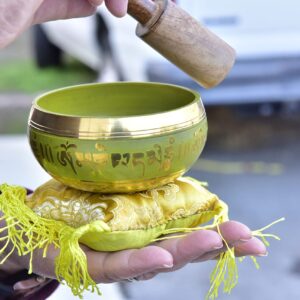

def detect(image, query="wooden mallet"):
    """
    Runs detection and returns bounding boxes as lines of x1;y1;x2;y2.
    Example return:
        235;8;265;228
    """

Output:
128;0;236;88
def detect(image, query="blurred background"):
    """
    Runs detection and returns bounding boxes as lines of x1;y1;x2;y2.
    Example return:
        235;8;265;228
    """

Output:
1;0;300;299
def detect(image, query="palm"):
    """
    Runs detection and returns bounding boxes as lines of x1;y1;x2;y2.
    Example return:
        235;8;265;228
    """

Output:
8;221;266;298
85;221;266;282
26;221;265;283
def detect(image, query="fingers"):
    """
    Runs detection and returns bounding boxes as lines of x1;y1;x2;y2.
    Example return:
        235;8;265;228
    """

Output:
105;0;128;17
190;221;252;263
216;221;252;245
86;245;173;283
193;237;267;263
192;221;267;263
154;230;224;271
13;276;52;298
13;276;46;291
234;237;267;257
33;0;128;25
153;221;253;269
211;221;267;257
33;0;97;24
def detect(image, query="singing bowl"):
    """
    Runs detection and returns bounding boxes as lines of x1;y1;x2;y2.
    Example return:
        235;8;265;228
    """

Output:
28;82;207;193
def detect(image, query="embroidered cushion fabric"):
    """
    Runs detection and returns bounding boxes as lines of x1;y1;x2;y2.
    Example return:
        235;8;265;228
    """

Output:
26;177;225;251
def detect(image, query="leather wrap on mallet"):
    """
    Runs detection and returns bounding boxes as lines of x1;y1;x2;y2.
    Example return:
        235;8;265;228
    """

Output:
128;0;236;88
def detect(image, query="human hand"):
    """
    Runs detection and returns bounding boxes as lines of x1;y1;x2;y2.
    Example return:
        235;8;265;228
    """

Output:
0;0;128;49
84;221;267;282
9;220;266;288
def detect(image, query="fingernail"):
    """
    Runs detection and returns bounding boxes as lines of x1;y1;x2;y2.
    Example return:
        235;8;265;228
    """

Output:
36;276;46;283
162;263;173;268
13;282;25;291
232;238;252;247
212;244;224;250
239;238;252;242
258;252;268;257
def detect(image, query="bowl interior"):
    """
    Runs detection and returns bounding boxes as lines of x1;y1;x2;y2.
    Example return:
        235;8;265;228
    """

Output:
36;83;197;117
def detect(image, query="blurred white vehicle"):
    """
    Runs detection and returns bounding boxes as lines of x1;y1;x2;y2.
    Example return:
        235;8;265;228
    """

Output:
33;0;300;105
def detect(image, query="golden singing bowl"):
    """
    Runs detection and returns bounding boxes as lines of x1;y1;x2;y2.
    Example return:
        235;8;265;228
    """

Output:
28;82;207;193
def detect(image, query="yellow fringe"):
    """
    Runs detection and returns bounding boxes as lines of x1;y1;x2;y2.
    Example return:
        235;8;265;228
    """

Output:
0;184;284;300
0;184;103;299
205;215;284;300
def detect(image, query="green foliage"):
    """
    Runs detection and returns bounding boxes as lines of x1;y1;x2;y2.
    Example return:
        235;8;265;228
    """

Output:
0;60;96;93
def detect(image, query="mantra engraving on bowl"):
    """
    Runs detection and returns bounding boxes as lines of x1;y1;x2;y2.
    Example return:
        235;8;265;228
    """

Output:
30;139;83;175
29;122;207;185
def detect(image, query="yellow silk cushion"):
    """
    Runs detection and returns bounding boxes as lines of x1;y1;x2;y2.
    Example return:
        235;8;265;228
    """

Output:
26;177;227;252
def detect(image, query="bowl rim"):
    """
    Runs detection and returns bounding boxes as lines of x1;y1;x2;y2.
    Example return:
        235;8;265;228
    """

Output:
29;82;206;139
33;82;200;117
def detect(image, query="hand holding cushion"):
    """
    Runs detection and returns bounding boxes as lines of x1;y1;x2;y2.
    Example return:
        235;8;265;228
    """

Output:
0;178;275;299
